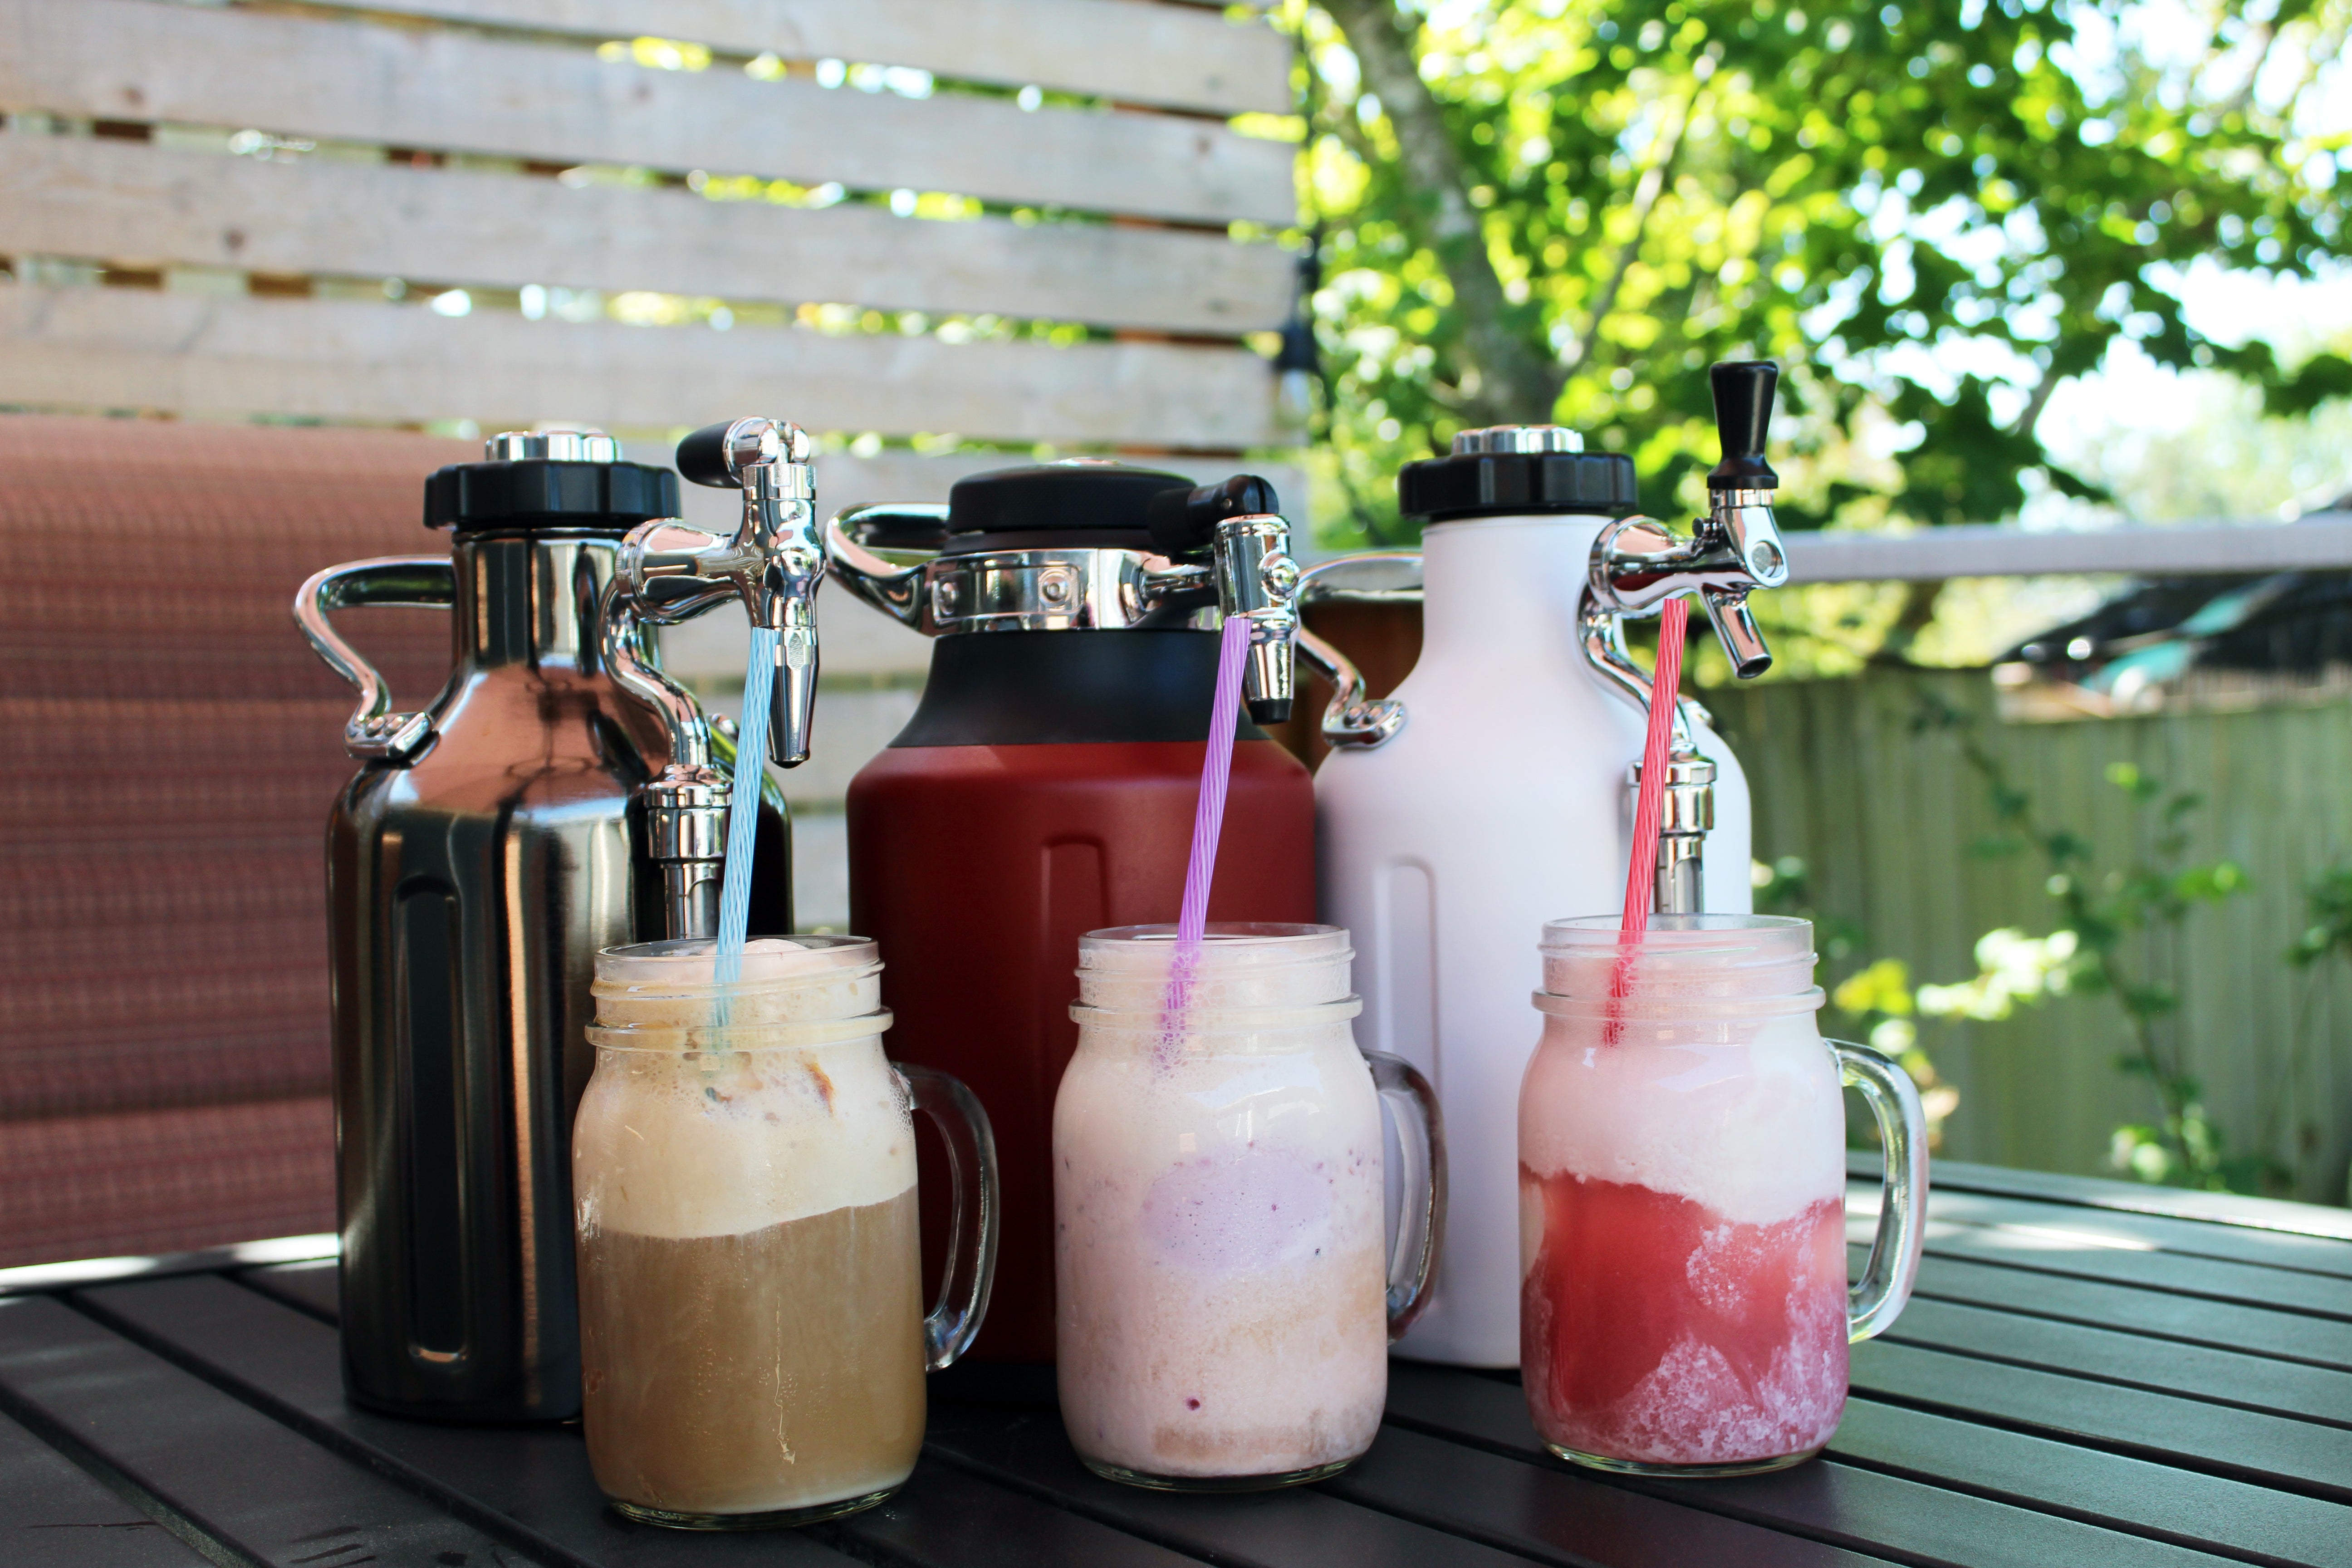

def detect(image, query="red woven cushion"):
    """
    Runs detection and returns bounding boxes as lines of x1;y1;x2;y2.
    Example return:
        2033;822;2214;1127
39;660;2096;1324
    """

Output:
0;415;471;1267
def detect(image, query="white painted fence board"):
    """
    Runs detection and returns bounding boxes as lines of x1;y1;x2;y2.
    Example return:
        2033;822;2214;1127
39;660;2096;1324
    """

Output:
0;284;1281;446
303;0;1294;117
0;0;1298;225
1784;517;2352;582
0;135;1294;333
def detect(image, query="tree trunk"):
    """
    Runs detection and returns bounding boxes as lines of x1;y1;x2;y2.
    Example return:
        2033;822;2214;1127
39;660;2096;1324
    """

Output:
1321;0;1563;430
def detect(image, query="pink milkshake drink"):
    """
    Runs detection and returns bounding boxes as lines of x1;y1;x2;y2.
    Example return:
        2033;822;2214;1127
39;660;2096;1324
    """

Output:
1054;924;1443;1490
1518;916;1926;1476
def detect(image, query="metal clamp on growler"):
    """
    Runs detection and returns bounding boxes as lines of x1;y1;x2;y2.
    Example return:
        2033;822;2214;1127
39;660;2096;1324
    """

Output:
611;417;820;938
822;464;1304;726
1582;360;1788;912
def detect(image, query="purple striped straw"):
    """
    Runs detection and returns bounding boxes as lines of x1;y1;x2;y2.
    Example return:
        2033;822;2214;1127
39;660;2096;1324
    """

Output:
1163;612;1254;1020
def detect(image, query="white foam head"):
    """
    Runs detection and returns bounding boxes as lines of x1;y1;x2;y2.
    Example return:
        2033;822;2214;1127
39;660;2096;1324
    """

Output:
1521;915;1842;1225
574;936;912;1240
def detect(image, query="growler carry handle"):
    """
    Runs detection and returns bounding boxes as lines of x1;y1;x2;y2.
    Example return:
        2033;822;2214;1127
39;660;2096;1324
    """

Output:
294;555;456;763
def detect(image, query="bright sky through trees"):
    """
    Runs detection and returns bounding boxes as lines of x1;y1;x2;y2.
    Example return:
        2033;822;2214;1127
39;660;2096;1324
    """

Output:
1286;0;2351;566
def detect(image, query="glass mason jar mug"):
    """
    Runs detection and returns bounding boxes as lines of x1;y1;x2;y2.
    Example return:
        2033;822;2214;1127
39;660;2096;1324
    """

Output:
1518;915;1926;1477
573;937;998;1529
1054;923;1445;1491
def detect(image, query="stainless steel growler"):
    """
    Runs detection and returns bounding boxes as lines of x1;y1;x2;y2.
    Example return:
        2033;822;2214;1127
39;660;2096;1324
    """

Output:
296;428;792;1421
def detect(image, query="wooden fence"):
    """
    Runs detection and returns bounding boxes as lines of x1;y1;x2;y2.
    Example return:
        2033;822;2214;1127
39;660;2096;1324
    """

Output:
1709;667;2352;1206
0;0;1298;446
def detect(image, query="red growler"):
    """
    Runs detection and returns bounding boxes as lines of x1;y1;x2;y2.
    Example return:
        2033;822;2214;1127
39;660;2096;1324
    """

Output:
828;462;1313;1361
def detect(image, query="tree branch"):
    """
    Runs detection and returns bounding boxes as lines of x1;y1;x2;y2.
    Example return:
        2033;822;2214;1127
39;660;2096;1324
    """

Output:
1319;0;1562;427
1566;83;1701;373
2011;364;2063;443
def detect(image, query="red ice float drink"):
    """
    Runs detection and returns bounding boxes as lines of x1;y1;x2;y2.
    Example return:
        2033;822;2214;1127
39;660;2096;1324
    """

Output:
1518;915;1926;1476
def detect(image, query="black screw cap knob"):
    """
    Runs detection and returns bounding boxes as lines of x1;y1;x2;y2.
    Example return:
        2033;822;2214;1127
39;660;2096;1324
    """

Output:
1146;474;1280;560
676;421;739;488
1706;361;1780;491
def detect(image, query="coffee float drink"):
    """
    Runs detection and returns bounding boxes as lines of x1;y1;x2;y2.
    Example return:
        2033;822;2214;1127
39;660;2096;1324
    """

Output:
574;937;995;1527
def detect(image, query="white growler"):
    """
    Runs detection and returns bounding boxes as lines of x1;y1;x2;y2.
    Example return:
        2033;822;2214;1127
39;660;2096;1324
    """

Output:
1303;363;1790;1367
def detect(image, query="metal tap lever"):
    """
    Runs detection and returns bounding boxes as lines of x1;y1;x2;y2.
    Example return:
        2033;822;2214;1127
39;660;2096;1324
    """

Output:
1586;360;1787;677
618;417;821;767
1707;361;1780;492
1146;477;1300;727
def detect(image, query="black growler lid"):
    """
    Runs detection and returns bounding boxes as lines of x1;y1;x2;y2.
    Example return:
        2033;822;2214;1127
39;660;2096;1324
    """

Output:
1398;426;1637;522
424;429;680;532
939;460;1193;553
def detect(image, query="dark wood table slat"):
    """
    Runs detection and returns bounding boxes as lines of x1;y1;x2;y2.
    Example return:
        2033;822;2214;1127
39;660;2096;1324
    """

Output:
1850;1339;2352;1503
1882;1218;2352;1321
1912;1188;2352;1282
0;1292;544;1568
1877;1296;2352;1426
1322;1421;1899;1568
0;1410;214;1567
76;1274;943;1568
1855;1245;2352;1371
1828;1401;2352;1568
1895;1159;2352;1245
921;1404;1547;1568
832;1458;1213;1568
1382;1365;2250;1568
238;1259;338;1322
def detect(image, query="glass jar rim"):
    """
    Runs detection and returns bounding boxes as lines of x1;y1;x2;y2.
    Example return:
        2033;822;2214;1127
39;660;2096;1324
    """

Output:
587;1008;893;1052
1069;996;1363;1034
594;935;881;997
1531;987;1824;1021
1540;913;1812;946
1081;923;1348;960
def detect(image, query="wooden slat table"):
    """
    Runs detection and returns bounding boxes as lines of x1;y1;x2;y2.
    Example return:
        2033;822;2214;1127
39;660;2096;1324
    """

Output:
3;1157;2346;1567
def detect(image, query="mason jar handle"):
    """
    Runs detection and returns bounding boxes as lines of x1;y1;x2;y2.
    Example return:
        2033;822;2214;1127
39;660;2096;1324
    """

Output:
1832;1039;1928;1342
292;556;455;763
895;1063;1000;1370
1362;1050;1446;1340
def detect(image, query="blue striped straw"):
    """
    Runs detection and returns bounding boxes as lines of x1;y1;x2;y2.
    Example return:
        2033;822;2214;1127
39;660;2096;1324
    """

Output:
714;625;779;1011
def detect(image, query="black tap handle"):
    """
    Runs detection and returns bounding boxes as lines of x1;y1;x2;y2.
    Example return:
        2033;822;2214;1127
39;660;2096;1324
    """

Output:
676;421;740;488
1705;361;1780;491
1147;474;1281;560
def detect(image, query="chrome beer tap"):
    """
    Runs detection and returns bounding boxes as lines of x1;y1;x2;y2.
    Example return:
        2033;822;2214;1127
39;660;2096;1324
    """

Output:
612;416;821;938
1582;360;1787;912
1147;475;1303;726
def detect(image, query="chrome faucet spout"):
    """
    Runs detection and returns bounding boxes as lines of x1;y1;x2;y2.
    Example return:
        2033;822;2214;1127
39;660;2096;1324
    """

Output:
601;594;728;939
1143;475;1303;727
1210;514;1301;725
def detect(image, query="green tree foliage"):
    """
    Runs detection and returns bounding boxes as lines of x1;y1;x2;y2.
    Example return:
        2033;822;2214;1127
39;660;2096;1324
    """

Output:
1291;0;2351;544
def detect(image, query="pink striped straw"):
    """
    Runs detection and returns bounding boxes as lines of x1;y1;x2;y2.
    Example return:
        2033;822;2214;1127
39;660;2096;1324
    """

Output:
1165;612;1254;1017
1608;596;1690;1037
